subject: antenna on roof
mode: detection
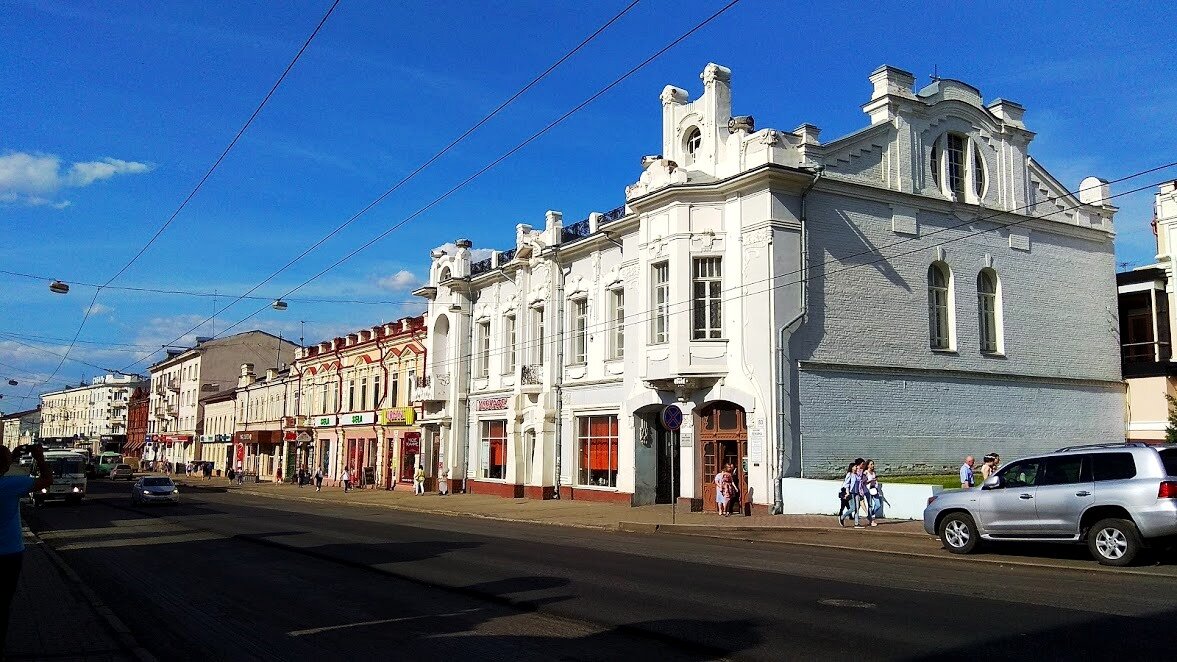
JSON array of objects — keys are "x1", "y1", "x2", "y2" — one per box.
[{"x1": 931, "y1": 64, "x2": 940, "y2": 82}]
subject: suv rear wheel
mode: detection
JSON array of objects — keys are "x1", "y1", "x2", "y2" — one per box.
[
  {"x1": 939, "y1": 512, "x2": 980, "y2": 554},
  {"x1": 1088, "y1": 518, "x2": 1141, "y2": 566}
]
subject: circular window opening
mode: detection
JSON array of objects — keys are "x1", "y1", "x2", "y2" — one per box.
[{"x1": 684, "y1": 126, "x2": 702, "y2": 163}]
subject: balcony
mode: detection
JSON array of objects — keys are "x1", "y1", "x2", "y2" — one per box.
[
  {"x1": 167, "y1": 378, "x2": 179, "y2": 392},
  {"x1": 1121, "y1": 341, "x2": 1177, "y2": 378},
  {"x1": 413, "y1": 373, "x2": 450, "y2": 402},
  {"x1": 520, "y1": 364, "x2": 543, "y2": 392}
]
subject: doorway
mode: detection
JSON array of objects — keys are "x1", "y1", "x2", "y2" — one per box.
[{"x1": 696, "y1": 402, "x2": 747, "y2": 513}]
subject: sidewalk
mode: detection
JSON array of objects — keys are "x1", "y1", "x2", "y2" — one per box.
[
  {"x1": 7, "y1": 528, "x2": 150, "y2": 661},
  {"x1": 181, "y1": 475, "x2": 928, "y2": 537}
]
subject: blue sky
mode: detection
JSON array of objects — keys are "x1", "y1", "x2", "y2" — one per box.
[{"x1": 1, "y1": 0, "x2": 1175, "y2": 407}]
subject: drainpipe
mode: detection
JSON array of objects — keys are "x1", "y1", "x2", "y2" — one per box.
[
  {"x1": 773, "y1": 165, "x2": 822, "y2": 515},
  {"x1": 553, "y1": 254, "x2": 570, "y2": 499},
  {"x1": 332, "y1": 342, "x2": 344, "y2": 483},
  {"x1": 462, "y1": 301, "x2": 474, "y2": 495}
]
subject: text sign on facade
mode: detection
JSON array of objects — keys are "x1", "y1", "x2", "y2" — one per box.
[
  {"x1": 403, "y1": 431, "x2": 421, "y2": 454},
  {"x1": 381, "y1": 408, "x2": 416, "y2": 426},
  {"x1": 476, "y1": 397, "x2": 509, "y2": 412},
  {"x1": 313, "y1": 415, "x2": 336, "y2": 428},
  {"x1": 343, "y1": 412, "x2": 375, "y2": 426},
  {"x1": 748, "y1": 416, "x2": 766, "y2": 462}
]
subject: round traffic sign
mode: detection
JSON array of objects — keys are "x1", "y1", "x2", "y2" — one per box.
[{"x1": 660, "y1": 405, "x2": 683, "y2": 431}]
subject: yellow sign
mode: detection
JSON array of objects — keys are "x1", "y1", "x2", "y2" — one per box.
[{"x1": 381, "y1": 407, "x2": 416, "y2": 426}]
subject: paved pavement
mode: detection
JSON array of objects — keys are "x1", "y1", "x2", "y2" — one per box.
[
  {"x1": 19, "y1": 478, "x2": 1177, "y2": 660},
  {"x1": 6, "y1": 527, "x2": 147, "y2": 661}
]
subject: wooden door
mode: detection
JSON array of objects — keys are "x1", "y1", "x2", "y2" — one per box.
[{"x1": 696, "y1": 403, "x2": 747, "y2": 512}]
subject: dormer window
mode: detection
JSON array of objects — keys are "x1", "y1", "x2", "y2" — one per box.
[
  {"x1": 684, "y1": 126, "x2": 702, "y2": 164},
  {"x1": 439, "y1": 267, "x2": 451, "y2": 282},
  {"x1": 930, "y1": 132, "x2": 986, "y2": 202}
]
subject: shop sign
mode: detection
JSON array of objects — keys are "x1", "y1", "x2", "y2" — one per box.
[
  {"x1": 476, "y1": 396, "x2": 509, "y2": 412},
  {"x1": 312, "y1": 415, "x2": 337, "y2": 427},
  {"x1": 159, "y1": 434, "x2": 192, "y2": 443},
  {"x1": 381, "y1": 407, "x2": 416, "y2": 426},
  {"x1": 234, "y1": 442, "x2": 245, "y2": 462},
  {"x1": 283, "y1": 431, "x2": 298, "y2": 441},
  {"x1": 343, "y1": 412, "x2": 375, "y2": 426},
  {"x1": 237, "y1": 432, "x2": 254, "y2": 442},
  {"x1": 402, "y1": 431, "x2": 421, "y2": 454},
  {"x1": 296, "y1": 432, "x2": 312, "y2": 443}
]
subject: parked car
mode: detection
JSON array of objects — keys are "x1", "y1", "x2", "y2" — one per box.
[
  {"x1": 110, "y1": 464, "x2": 134, "y2": 480},
  {"x1": 924, "y1": 442, "x2": 1177, "y2": 565},
  {"x1": 132, "y1": 476, "x2": 179, "y2": 505}
]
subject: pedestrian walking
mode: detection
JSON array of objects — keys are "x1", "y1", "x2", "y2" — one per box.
[
  {"x1": 980, "y1": 453, "x2": 1001, "y2": 482},
  {"x1": 236, "y1": 463, "x2": 245, "y2": 485},
  {"x1": 0, "y1": 445, "x2": 53, "y2": 653},
  {"x1": 838, "y1": 459, "x2": 864, "y2": 528},
  {"x1": 414, "y1": 465, "x2": 426, "y2": 495},
  {"x1": 714, "y1": 464, "x2": 734, "y2": 516},
  {"x1": 438, "y1": 467, "x2": 449, "y2": 495},
  {"x1": 960, "y1": 455, "x2": 976, "y2": 489},
  {"x1": 341, "y1": 466, "x2": 352, "y2": 492},
  {"x1": 314, "y1": 468, "x2": 323, "y2": 492},
  {"x1": 861, "y1": 459, "x2": 879, "y2": 527}
]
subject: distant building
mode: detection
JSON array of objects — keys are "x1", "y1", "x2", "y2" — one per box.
[
  {"x1": 38, "y1": 374, "x2": 142, "y2": 453},
  {"x1": 1, "y1": 407, "x2": 41, "y2": 448},
  {"x1": 1120, "y1": 181, "x2": 1177, "y2": 441},
  {"x1": 145, "y1": 331, "x2": 298, "y2": 471},
  {"x1": 414, "y1": 63, "x2": 1122, "y2": 512},
  {"x1": 199, "y1": 389, "x2": 236, "y2": 475},
  {"x1": 122, "y1": 386, "x2": 150, "y2": 461}
]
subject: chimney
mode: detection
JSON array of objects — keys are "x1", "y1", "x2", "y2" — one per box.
[
  {"x1": 868, "y1": 65, "x2": 916, "y2": 101},
  {"x1": 987, "y1": 98, "x2": 1026, "y2": 129},
  {"x1": 237, "y1": 363, "x2": 256, "y2": 388},
  {"x1": 265, "y1": 368, "x2": 278, "y2": 381}
]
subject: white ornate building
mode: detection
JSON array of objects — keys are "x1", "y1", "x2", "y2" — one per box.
[{"x1": 414, "y1": 63, "x2": 1123, "y2": 513}]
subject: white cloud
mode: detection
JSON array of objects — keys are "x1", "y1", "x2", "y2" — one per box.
[
  {"x1": 376, "y1": 269, "x2": 418, "y2": 292},
  {"x1": 0, "y1": 151, "x2": 153, "y2": 207},
  {"x1": 432, "y1": 241, "x2": 495, "y2": 262},
  {"x1": 84, "y1": 303, "x2": 113, "y2": 317}
]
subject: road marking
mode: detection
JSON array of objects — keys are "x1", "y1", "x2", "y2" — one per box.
[
  {"x1": 54, "y1": 531, "x2": 224, "y2": 550},
  {"x1": 287, "y1": 608, "x2": 484, "y2": 637},
  {"x1": 819, "y1": 598, "x2": 876, "y2": 609}
]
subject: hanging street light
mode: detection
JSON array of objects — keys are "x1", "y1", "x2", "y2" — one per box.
[
  {"x1": 49, "y1": 280, "x2": 69, "y2": 294},
  {"x1": 271, "y1": 299, "x2": 288, "y2": 311}
]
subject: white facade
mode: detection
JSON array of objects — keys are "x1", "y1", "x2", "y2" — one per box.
[
  {"x1": 38, "y1": 374, "x2": 140, "y2": 446},
  {"x1": 199, "y1": 393, "x2": 236, "y2": 474},
  {"x1": 416, "y1": 63, "x2": 1123, "y2": 512},
  {"x1": 1, "y1": 408, "x2": 40, "y2": 448}
]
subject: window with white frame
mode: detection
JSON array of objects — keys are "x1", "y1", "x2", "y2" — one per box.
[
  {"x1": 577, "y1": 414, "x2": 619, "y2": 487},
  {"x1": 977, "y1": 268, "x2": 1002, "y2": 354},
  {"x1": 347, "y1": 379, "x2": 355, "y2": 411},
  {"x1": 692, "y1": 257, "x2": 723, "y2": 339},
  {"x1": 608, "y1": 289, "x2": 624, "y2": 359},
  {"x1": 930, "y1": 132, "x2": 986, "y2": 201},
  {"x1": 360, "y1": 376, "x2": 369, "y2": 410},
  {"x1": 477, "y1": 321, "x2": 491, "y2": 378},
  {"x1": 570, "y1": 299, "x2": 588, "y2": 364},
  {"x1": 928, "y1": 262, "x2": 955, "y2": 350},
  {"x1": 503, "y1": 314, "x2": 516, "y2": 373},
  {"x1": 373, "y1": 374, "x2": 382, "y2": 408},
  {"x1": 480, "y1": 419, "x2": 507, "y2": 479},
  {"x1": 684, "y1": 126, "x2": 702, "y2": 164},
  {"x1": 390, "y1": 372, "x2": 399, "y2": 407},
  {"x1": 651, "y1": 262, "x2": 669, "y2": 344},
  {"x1": 531, "y1": 307, "x2": 545, "y2": 364}
]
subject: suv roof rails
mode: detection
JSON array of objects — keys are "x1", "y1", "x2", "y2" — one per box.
[{"x1": 1054, "y1": 441, "x2": 1151, "y2": 452}]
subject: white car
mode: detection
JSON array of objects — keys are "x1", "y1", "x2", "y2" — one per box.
[{"x1": 132, "y1": 476, "x2": 179, "y2": 505}]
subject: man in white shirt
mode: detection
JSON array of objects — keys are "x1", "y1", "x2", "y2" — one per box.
[{"x1": 960, "y1": 456, "x2": 975, "y2": 489}]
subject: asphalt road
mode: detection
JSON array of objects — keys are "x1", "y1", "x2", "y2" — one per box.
[{"x1": 22, "y1": 479, "x2": 1177, "y2": 661}]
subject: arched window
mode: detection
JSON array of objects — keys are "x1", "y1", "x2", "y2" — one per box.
[
  {"x1": 928, "y1": 262, "x2": 953, "y2": 350},
  {"x1": 438, "y1": 267, "x2": 451, "y2": 282},
  {"x1": 929, "y1": 132, "x2": 986, "y2": 202},
  {"x1": 683, "y1": 126, "x2": 702, "y2": 164},
  {"x1": 977, "y1": 268, "x2": 1001, "y2": 354}
]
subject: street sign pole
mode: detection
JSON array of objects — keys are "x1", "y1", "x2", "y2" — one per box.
[{"x1": 671, "y1": 430, "x2": 677, "y2": 525}]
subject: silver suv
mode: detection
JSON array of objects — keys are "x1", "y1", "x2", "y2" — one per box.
[{"x1": 923, "y1": 443, "x2": 1177, "y2": 566}]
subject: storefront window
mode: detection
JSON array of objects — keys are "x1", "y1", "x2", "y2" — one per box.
[
  {"x1": 577, "y1": 414, "x2": 619, "y2": 487},
  {"x1": 480, "y1": 420, "x2": 507, "y2": 479}
]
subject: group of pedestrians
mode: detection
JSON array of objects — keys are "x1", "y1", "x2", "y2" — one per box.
[{"x1": 838, "y1": 458, "x2": 883, "y2": 528}]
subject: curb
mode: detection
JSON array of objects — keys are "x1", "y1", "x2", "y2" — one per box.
[
  {"x1": 23, "y1": 527, "x2": 158, "y2": 662},
  {"x1": 616, "y1": 521, "x2": 932, "y2": 539}
]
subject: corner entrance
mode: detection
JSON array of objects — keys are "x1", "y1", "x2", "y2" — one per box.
[
  {"x1": 696, "y1": 402, "x2": 747, "y2": 513},
  {"x1": 633, "y1": 409, "x2": 680, "y2": 506}
]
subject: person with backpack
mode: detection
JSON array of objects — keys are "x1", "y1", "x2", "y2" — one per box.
[
  {"x1": 838, "y1": 459, "x2": 864, "y2": 528},
  {"x1": 313, "y1": 467, "x2": 323, "y2": 492}
]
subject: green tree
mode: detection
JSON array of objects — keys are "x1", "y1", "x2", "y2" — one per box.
[{"x1": 1166, "y1": 394, "x2": 1177, "y2": 443}]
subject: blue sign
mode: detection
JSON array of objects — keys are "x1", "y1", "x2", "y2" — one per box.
[{"x1": 660, "y1": 405, "x2": 683, "y2": 431}]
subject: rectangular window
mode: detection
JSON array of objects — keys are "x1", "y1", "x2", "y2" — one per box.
[
  {"x1": 360, "y1": 377, "x2": 368, "y2": 410},
  {"x1": 946, "y1": 133, "x2": 966, "y2": 197},
  {"x1": 480, "y1": 419, "x2": 507, "y2": 479},
  {"x1": 571, "y1": 299, "x2": 588, "y2": 364},
  {"x1": 478, "y1": 321, "x2": 491, "y2": 378},
  {"x1": 504, "y1": 315, "x2": 516, "y2": 373},
  {"x1": 319, "y1": 384, "x2": 328, "y2": 414},
  {"x1": 347, "y1": 380, "x2": 355, "y2": 411},
  {"x1": 577, "y1": 414, "x2": 619, "y2": 488},
  {"x1": 406, "y1": 369, "x2": 415, "y2": 400},
  {"x1": 651, "y1": 262, "x2": 669, "y2": 344},
  {"x1": 390, "y1": 373, "x2": 399, "y2": 407},
  {"x1": 373, "y1": 374, "x2": 382, "y2": 408},
  {"x1": 532, "y1": 308, "x2": 545, "y2": 364},
  {"x1": 692, "y1": 257, "x2": 723, "y2": 339},
  {"x1": 609, "y1": 289, "x2": 624, "y2": 359}
]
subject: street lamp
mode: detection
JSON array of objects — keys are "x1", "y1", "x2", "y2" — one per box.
[
  {"x1": 49, "y1": 280, "x2": 70, "y2": 294},
  {"x1": 271, "y1": 299, "x2": 288, "y2": 311}
]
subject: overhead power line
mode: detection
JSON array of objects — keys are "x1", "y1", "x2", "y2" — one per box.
[
  {"x1": 145, "y1": 0, "x2": 746, "y2": 372},
  {"x1": 30, "y1": 0, "x2": 341, "y2": 399},
  {"x1": 121, "y1": 0, "x2": 654, "y2": 372}
]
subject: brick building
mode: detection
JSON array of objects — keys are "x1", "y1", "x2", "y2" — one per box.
[{"x1": 414, "y1": 63, "x2": 1122, "y2": 513}]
